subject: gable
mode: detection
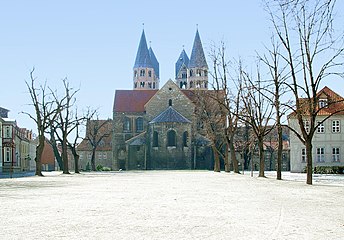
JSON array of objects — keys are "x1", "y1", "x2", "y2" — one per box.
[{"x1": 144, "y1": 80, "x2": 195, "y2": 122}]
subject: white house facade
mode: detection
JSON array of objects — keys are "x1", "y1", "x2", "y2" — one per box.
[{"x1": 289, "y1": 87, "x2": 344, "y2": 172}]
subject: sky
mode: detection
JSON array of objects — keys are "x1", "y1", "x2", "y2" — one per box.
[{"x1": 1, "y1": 0, "x2": 344, "y2": 134}]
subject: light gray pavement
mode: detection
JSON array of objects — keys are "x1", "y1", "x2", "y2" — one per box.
[{"x1": 0, "y1": 171, "x2": 343, "y2": 240}]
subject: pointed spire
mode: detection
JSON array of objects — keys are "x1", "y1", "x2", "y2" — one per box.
[
  {"x1": 175, "y1": 49, "x2": 189, "y2": 78},
  {"x1": 149, "y1": 46, "x2": 159, "y2": 78},
  {"x1": 188, "y1": 29, "x2": 208, "y2": 68},
  {"x1": 134, "y1": 30, "x2": 153, "y2": 68}
]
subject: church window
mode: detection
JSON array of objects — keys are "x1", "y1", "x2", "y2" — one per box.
[
  {"x1": 148, "y1": 82, "x2": 152, "y2": 88},
  {"x1": 134, "y1": 82, "x2": 137, "y2": 88},
  {"x1": 196, "y1": 69, "x2": 201, "y2": 76},
  {"x1": 148, "y1": 70, "x2": 152, "y2": 77},
  {"x1": 190, "y1": 81, "x2": 193, "y2": 88},
  {"x1": 180, "y1": 82, "x2": 183, "y2": 88},
  {"x1": 169, "y1": 99, "x2": 172, "y2": 106},
  {"x1": 136, "y1": 117, "x2": 143, "y2": 132},
  {"x1": 123, "y1": 117, "x2": 131, "y2": 132},
  {"x1": 182, "y1": 73, "x2": 187, "y2": 79},
  {"x1": 190, "y1": 70, "x2": 193, "y2": 77},
  {"x1": 153, "y1": 82, "x2": 156, "y2": 89},
  {"x1": 140, "y1": 69, "x2": 145, "y2": 76},
  {"x1": 153, "y1": 131, "x2": 159, "y2": 147},
  {"x1": 204, "y1": 70, "x2": 208, "y2": 76},
  {"x1": 134, "y1": 70, "x2": 138, "y2": 78},
  {"x1": 140, "y1": 82, "x2": 145, "y2": 88},
  {"x1": 183, "y1": 131, "x2": 188, "y2": 147},
  {"x1": 167, "y1": 130, "x2": 176, "y2": 147},
  {"x1": 204, "y1": 82, "x2": 208, "y2": 88}
]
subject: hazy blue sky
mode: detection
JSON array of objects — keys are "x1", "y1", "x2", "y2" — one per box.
[{"x1": 1, "y1": 0, "x2": 344, "y2": 133}]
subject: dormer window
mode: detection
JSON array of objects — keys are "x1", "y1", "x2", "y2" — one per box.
[
  {"x1": 140, "y1": 69, "x2": 145, "y2": 77},
  {"x1": 148, "y1": 70, "x2": 152, "y2": 77},
  {"x1": 319, "y1": 98, "x2": 328, "y2": 108},
  {"x1": 134, "y1": 70, "x2": 138, "y2": 78}
]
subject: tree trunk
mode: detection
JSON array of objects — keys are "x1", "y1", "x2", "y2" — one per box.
[
  {"x1": 224, "y1": 144, "x2": 230, "y2": 172},
  {"x1": 35, "y1": 142, "x2": 44, "y2": 176},
  {"x1": 276, "y1": 123, "x2": 283, "y2": 180},
  {"x1": 74, "y1": 154, "x2": 80, "y2": 174},
  {"x1": 258, "y1": 139, "x2": 265, "y2": 177},
  {"x1": 62, "y1": 138, "x2": 70, "y2": 174},
  {"x1": 229, "y1": 134, "x2": 239, "y2": 173},
  {"x1": 50, "y1": 130, "x2": 63, "y2": 170},
  {"x1": 51, "y1": 141, "x2": 63, "y2": 171},
  {"x1": 212, "y1": 145, "x2": 220, "y2": 172},
  {"x1": 91, "y1": 149, "x2": 96, "y2": 171},
  {"x1": 305, "y1": 140, "x2": 313, "y2": 185}
]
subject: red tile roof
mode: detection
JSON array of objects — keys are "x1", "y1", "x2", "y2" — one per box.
[
  {"x1": 113, "y1": 90, "x2": 158, "y2": 112},
  {"x1": 316, "y1": 86, "x2": 344, "y2": 115},
  {"x1": 113, "y1": 89, "x2": 221, "y2": 113},
  {"x1": 289, "y1": 86, "x2": 344, "y2": 117}
]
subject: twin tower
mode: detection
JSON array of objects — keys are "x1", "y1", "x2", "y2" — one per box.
[{"x1": 133, "y1": 29, "x2": 209, "y2": 90}]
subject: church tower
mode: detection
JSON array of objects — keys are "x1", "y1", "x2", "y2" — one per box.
[
  {"x1": 133, "y1": 30, "x2": 159, "y2": 90},
  {"x1": 187, "y1": 30, "x2": 208, "y2": 89},
  {"x1": 175, "y1": 48, "x2": 189, "y2": 89}
]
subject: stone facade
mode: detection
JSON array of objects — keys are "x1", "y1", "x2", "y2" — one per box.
[
  {"x1": 111, "y1": 29, "x2": 215, "y2": 171},
  {"x1": 113, "y1": 80, "x2": 214, "y2": 170}
]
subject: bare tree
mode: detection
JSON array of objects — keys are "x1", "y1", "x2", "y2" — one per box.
[
  {"x1": 208, "y1": 42, "x2": 243, "y2": 173},
  {"x1": 266, "y1": 0, "x2": 344, "y2": 184},
  {"x1": 67, "y1": 108, "x2": 87, "y2": 174},
  {"x1": 240, "y1": 64, "x2": 275, "y2": 177},
  {"x1": 259, "y1": 39, "x2": 290, "y2": 180},
  {"x1": 22, "y1": 68, "x2": 64, "y2": 176},
  {"x1": 49, "y1": 125, "x2": 63, "y2": 170},
  {"x1": 195, "y1": 90, "x2": 227, "y2": 172},
  {"x1": 51, "y1": 79, "x2": 79, "y2": 174},
  {"x1": 85, "y1": 116, "x2": 111, "y2": 171}
]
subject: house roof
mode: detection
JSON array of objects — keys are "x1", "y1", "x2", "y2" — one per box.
[
  {"x1": 316, "y1": 86, "x2": 344, "y2": 115},
  {"x1": 188, "y1": 30, "x2": 208, "y2": 69},
  {"x1": 113, "y1": 90, "x2": 158, "y2": 112},
  {"x1": 289, "y1": 86, "x2": 344, "y2": 117},
  {"x1": 150, "y1": 106, "x2": 191, "y2": 124},
  {"x1": 113, "y1": 87, "x2": 222, "y2": 113}
]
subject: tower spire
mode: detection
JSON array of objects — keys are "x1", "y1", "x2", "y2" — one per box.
[
  {"x1": 134, "y1": 29, "x2": 153, "y2": 68},
  {"x1": 187, "y1": 29, "x2": 208, "y2": 89},
  {"x1": 133, "y1": 28, "x2": 159, "y2": 90}
]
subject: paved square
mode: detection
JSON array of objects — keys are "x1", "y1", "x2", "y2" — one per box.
[{"x1": 0, "y1": 171, "x2": 343, "y2": 239}]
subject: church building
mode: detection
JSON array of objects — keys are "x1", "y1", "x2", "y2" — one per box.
[{"x1": 112, "y1": 29, "x2": 215, "y2": 170}]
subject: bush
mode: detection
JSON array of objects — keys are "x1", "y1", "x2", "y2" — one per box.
[
  {"x1": 96, "y1": 165, "x2": 112, "y2": 171},
  {"x1": 314, "y1": 166, "x2": 344, "y2": 174},
  {"x1": 96, "y1": 164, "x2": 103, "y2": 171},
  {"x1": 102, "y1": 167, "x2": 112, "y2": 171}
]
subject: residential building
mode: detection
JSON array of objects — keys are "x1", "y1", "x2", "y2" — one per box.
[
  {"x1": 77, "y1": 120, "x2": 113, "y2": 170},
  {"x1": 289, "y1": 86, "x2": 344, "y2": 172}
]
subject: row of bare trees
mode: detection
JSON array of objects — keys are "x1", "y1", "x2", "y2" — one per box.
[
  {"x1": 199, "y1": 0, "x2": 344, "y2": 184},
  {"x1": 23, "y1": 68, "x2": 110, "y2": 176}
]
